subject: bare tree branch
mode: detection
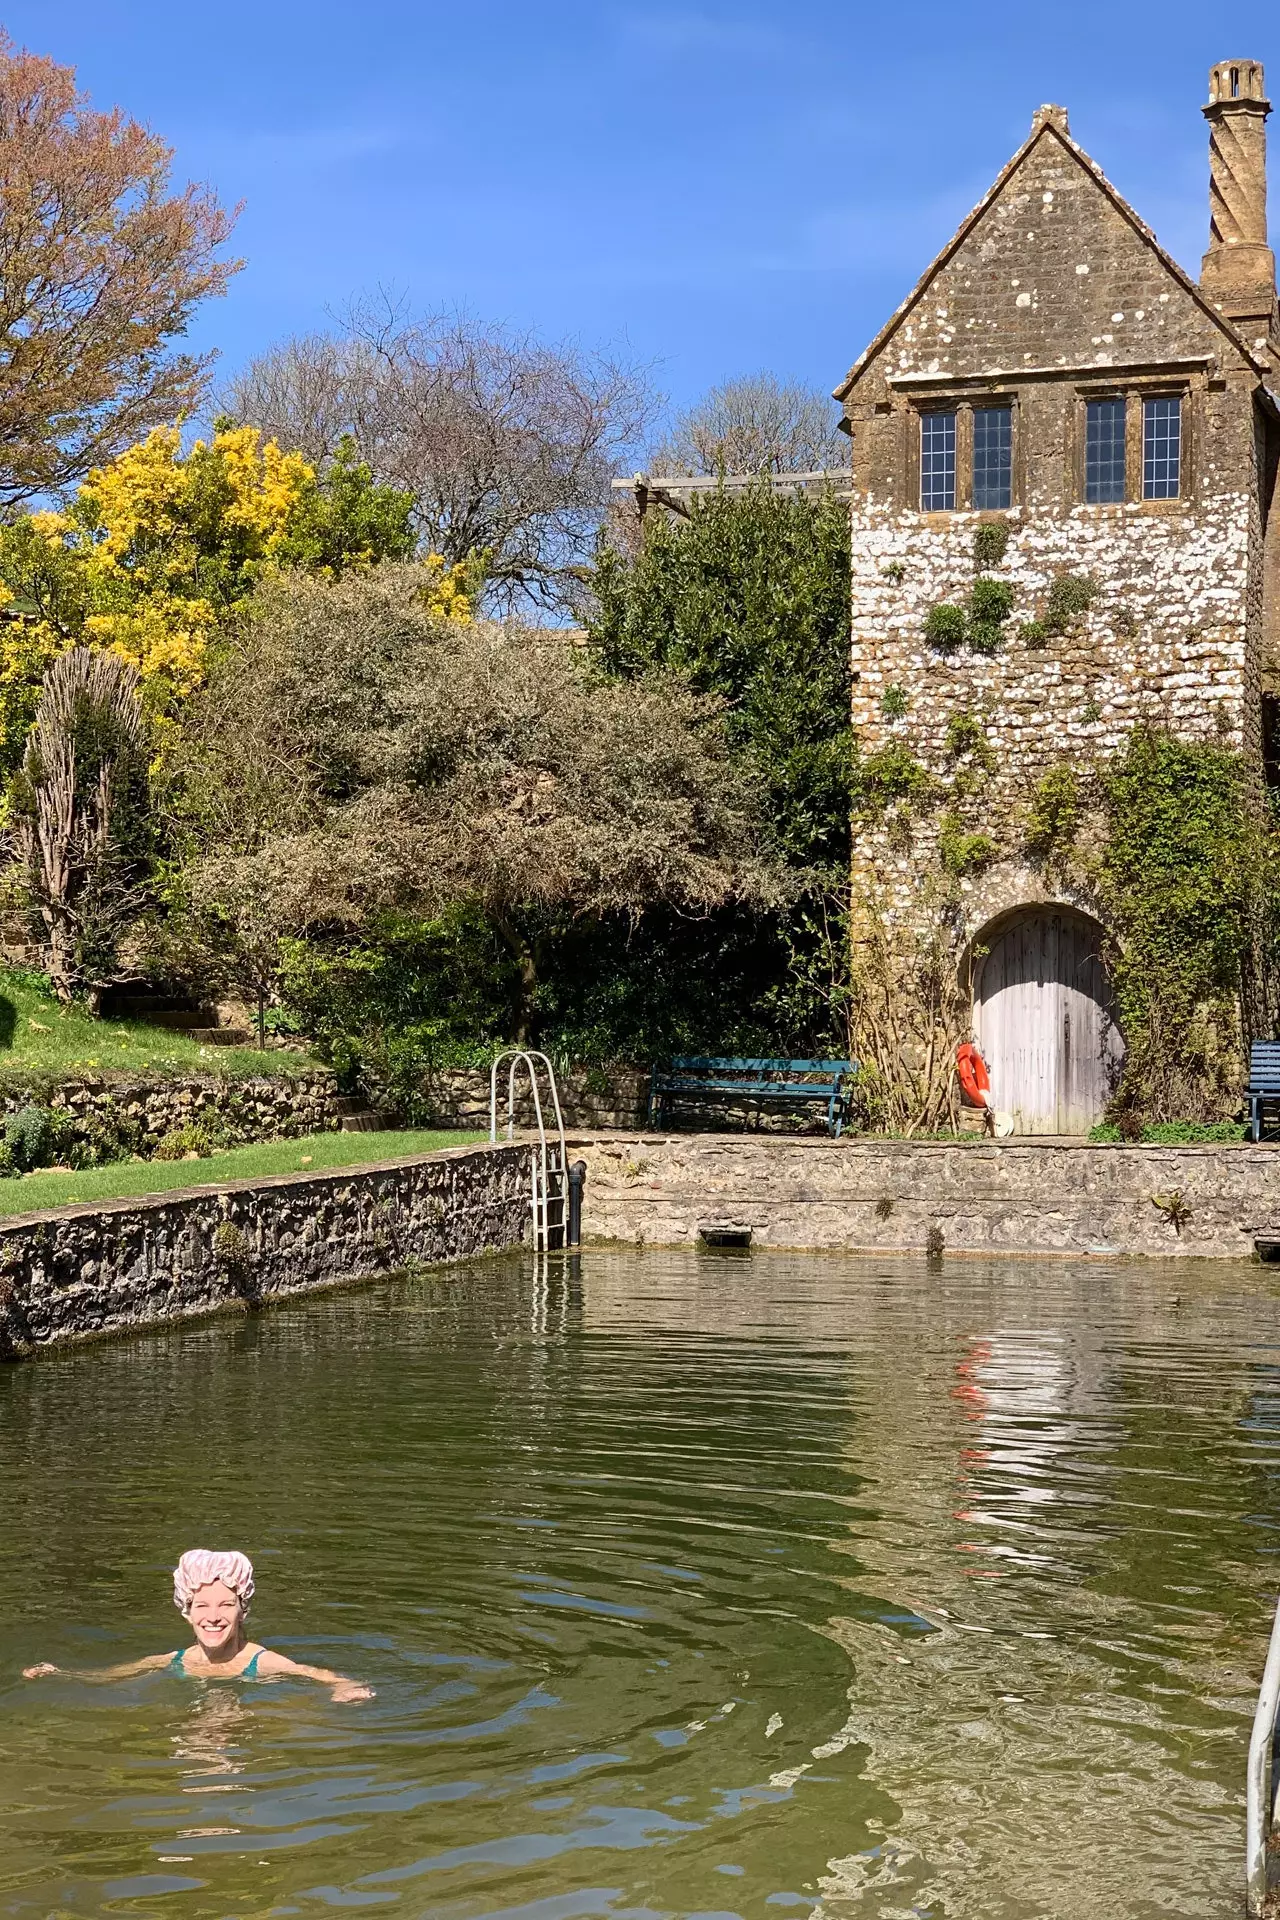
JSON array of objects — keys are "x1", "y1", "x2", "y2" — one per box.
[
  {"x1": 650, "y1": 372, "x2": 846, "y2": 477},
  {"x1": 220, "y1": 302, "x2": 658, "y2": 614}
]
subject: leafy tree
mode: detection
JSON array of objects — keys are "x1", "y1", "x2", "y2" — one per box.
[
  {"x1": 649, "y1": 373, "x2": 846, "y2": 476},
  {"x1": 0, "y1": 33, "x2": 239, "y2": 505},
  {"x1": 589, "y1": 481, "x2": 852, "y2": 869},
  {"x1": 587, "y1": 482, "x2": 853, "y2": 1053}
]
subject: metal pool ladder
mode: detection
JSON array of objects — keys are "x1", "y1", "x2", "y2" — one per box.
[
  {"x1": 489, "y1": 1050, "x2": 569, "y2": 1253},
  {"x1": 1248, "y1": 1589, "x2": 1280, "y2": 1913}
]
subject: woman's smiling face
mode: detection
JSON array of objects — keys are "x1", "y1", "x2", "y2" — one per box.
[{"x1": 186, "y1": 1580, "x2": 245, "y2": 1654}]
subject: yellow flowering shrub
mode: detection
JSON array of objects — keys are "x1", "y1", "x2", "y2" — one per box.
[{"x1": 0, "y1": 424, "x2": 471, "y2": 773}]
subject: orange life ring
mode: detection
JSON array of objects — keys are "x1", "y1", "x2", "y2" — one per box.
[{"x1": 956, "y1": 1042, "x2": 992, "y2": 1107}]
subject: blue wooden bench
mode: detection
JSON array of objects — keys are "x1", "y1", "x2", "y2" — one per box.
[
  {"x1": 1247, "y1": 1041, "x2": 1280, "y2": 1141},
  {"x1": 647, "y1": 1057, "x2": 855, "y2": 1136}
]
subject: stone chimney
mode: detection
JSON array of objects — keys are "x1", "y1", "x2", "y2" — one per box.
[{"x1": 1200, "y1": 59, "x2": 1277, "y2": 353}]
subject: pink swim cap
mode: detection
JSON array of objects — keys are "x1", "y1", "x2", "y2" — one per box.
[{"x1": 173, "y1": 1549, "x2": 255, "y2": 1614}]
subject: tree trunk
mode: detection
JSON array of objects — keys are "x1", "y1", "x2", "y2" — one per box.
[{"x1": 493, "y1": 912, "x2": 540, "y2": 1043}]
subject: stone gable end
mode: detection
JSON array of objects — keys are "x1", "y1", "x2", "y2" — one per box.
[{"x1": 842, "y1": 127, "x2": 1257, "y2": 402}]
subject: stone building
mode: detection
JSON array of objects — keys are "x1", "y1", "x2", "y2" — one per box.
[{"x1": 835, "y1": 60, "x2": 1280, "y2": 1133}]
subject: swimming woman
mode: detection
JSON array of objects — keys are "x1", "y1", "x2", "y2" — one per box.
[{"x1": 23, "y1": 1549, "x2": 373, "y2": 1703}]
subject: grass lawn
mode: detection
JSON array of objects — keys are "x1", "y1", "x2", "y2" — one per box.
[
  {"x1": 0, "y1": 1128, "x2": 487, "y2": 1217},
  {"x1": 0, "y1": 969, "x2": 320, "y2": 1081}
]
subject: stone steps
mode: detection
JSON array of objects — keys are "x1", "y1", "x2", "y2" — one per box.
[
  {"x1": 100, "y1": 983, "x2": 254, "y2": 1049},
  {"x1": 336, "y1": 1095, "x2": 387, "y2": 1133}
]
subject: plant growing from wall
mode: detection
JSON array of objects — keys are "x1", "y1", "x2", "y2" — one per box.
[
  {"x1": 972, "y1": 520, "x2": 1010, "y2": 570},
  {"x1": 924, "y1": 602, "x2": 967, "y2": 655},
  {"x1": 944, "y1": 710, "x2": 996, "y2": 772},
  {"x1": 880, "y1": 683, "x2": 908, "y2": 721},
  {"x1": 924, "y1": 579, "x2": 1014, "y2": 656},
  {"x1": 967, "y1": 577, "x2": 1015, "y2": 655},
  {"x1": 938, "y1": 814, "x2": 996, "y2": 876},
  {"x1": 1019, "y1": 619, "x2": 1047, "y2": 649},
  {"x1": 851, "y1": 741, "x2": 932, "y2": 820},
  {"x1": 1044, "y1": 572, "x2": 1097, "y2": 636}
]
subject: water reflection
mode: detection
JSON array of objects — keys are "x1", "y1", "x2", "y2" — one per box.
[{"x1": 0, "y1": 1249, "x2": 1276, "y2": 1919}]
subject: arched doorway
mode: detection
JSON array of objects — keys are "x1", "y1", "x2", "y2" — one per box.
[{"x1": 972, "y1": 907, "x2": 1123, "y2": 1135}]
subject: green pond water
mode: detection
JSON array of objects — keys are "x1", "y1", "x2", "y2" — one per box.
[{"x1": 2, "y1": 1247, "x2": 1279, "y2": 1919}]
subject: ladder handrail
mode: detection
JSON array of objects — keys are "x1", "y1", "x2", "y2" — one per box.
[
  {"x1": 1248, "y1": 1589, "x2": 1280, "y2": 1913},
  {"x1": 488, "y1": 1049, "x2": 569, "y2": 1253}
]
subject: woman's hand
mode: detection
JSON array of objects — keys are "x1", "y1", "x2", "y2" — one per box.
[
  {"x1": 330, "y1": 1679, "x2": 375, "y2": 1702},
  {"x1": 23, "y1": 1663, "x2": 58, "y2": 1679}
]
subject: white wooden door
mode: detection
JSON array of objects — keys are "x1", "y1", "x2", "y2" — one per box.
[{"x1": 974, "y1": 910, "x2": 1123, "y2": 1135}]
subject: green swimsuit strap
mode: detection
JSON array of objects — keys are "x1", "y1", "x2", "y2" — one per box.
[
  {"x1": 241, "y1": 1649, "x2": 262, "y2": 1678},
  {"x1": 168, "y1": 1648, "x2": 186, "y2": 1674}
]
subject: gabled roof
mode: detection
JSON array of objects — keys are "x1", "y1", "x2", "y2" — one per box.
[{"x1": 832, "y1": 111, "x2": 1268, "y2": 401}]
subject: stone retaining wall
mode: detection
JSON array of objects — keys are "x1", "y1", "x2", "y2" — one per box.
[
  {"x1": 421, "y1": 1066, "x2": 649, "y2": 1132},
  {"x1": 0, "y1": 1141, "x2": 532, "y2": 1355},
  {"x1": 0, "y1": 1073, "x2": 341, "y2": 1157},
  {"x1": 422, "y1": 1067, "x2": 843, "y2": 1135},
  {"x1": 570, "y1": 1132, "x2": 1280, "y2": 1260}
]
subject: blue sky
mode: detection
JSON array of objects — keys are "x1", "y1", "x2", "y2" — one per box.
[{"x1": 10, "y1": 2, "x2": 1278, "y2": 434}]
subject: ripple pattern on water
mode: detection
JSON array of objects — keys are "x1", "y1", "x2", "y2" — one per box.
[{"x1": 1, "y1": 1248, "x2": 1277, "y2": 1918}]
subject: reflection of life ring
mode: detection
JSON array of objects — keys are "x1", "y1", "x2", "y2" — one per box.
[{"x1": 956, "y1": 1042, "x2": 991, "y2": 1107}]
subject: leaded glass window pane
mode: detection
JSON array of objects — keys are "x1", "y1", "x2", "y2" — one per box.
[
  {"x1": 920, "y1": 411, "x2": 956, "y2": 511},
  {"x1": 972, "y1": 406, "x2": 1012, "y2": 510},
  {"x1": 1085, "y1": 398, "x2": 1126, "y2": 503},
  {"x1": 1143, "y1": 396, "x2": 1181, "y2": 500}
]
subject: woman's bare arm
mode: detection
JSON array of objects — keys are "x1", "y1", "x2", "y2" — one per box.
[
  {"x1": 252, "y1": 1649, "x2": 373, "y2": 1700},
  {"x1": 23, "y1": 1653, "x2": 176, "y2": 1682}
]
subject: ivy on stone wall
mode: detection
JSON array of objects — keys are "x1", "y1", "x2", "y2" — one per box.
[
  {"x1": 1024, "y1": 762, "x2": 1081, "y2": 864},
  {"x1": 938, "y1": 814, "x2": 996, "y2": 876},
  {"x1": 1099, "y1": 727, "x2": 1265, "y2": 1123}
]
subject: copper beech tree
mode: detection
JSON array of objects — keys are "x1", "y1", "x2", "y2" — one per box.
[{"x1": 0, "y1": 33, "x2": 240, "y2": 504}]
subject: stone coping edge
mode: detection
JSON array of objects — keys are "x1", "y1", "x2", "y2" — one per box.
[{"x1": 562, "y1": 1130, "x2": 1280, "y2": 1154}]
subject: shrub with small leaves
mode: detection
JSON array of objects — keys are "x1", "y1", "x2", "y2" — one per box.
[
  {"x1": 153, "y1": 1122, "x2": 224, "y2": 1162},
  {"x1": 924, "y1": 603, "x2": 966, "y2": 654},
  {"x1": 938, "y1": 813, "x2": 997, "y2": 876},
  {"x1": 4, "y1": 1103, "x2": 74, "y2": 1172},
  {"x1": 880, "y1": 560, "x2": 906, "y2": 584},
  {"x1": 969, "y1": 577, "x2": 1015, "y2": 625},
  {"x1": 78, "y1": 1103, "x2": 148, "y2": 1167},
  {"x1": 967, "y1": 621, "x2": 1004, "y2": 656},
  {"x1": 972, "y1": 520, "x2": 1010, "y2": 570},
  {"x1": 1045, "y1": 573, "x2": 1097, "y2": 635},
  {"x1": 1081, "y1": 697, "x2": 1101, "y2": 725},
  {"x1": 1113, "y1": 605, "x2": 1138, "y2": 637},
  {"x1": 880, "y1": 683, "x2": 908, "y2": 720},
  {"x1": 1019, "y1": 619, "x2": 1047, "y2": 649}
]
